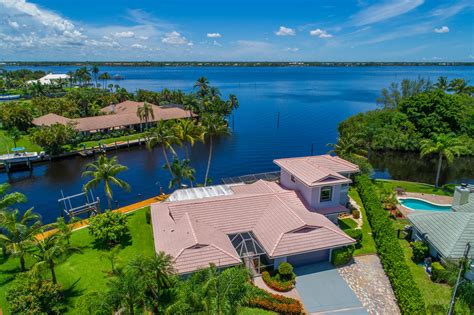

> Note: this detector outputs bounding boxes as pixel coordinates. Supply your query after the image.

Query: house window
[290,175,295,183]
[320,186,333,202]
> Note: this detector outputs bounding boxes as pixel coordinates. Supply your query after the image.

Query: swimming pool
[399,198,452,212]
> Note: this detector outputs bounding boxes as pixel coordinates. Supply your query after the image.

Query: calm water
[3,66,474,222]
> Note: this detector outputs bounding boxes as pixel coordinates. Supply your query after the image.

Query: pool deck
[397,192,452,216]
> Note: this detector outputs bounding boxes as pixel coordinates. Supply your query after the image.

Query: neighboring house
[27,73,70,85]
[408,184,474,281]
[151,155,359,275]
[32,100,192,133]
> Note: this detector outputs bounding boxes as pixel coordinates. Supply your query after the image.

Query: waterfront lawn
[374,179,454,196]
[69,132,147,151]
[0,207,154,313]
[0,130,41,154]
[343,188,377,256]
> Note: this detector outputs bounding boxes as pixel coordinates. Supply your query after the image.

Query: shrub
[247,285,303,314]
[7,273,64,314]
[352,209,360,219]
[88,210,128,246]
[355,175,425,313]
[30,123,78,155]
[145,207,151,224]
[278,262,294,279]
[411,240,429,263]
[331,246,354,267]
[431,262,446,283]
[345,228,363,244]
[261,271,295,292]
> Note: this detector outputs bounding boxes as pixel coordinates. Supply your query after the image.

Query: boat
[112,74,124,80]
[0,94,21,101]
[0,147,42,163]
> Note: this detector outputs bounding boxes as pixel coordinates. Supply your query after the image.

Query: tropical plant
[420,134,467,187]
[201,113,229,186]
[434,76,449,91]
[327,134,367,159]
[47,216,75,245]
[166,158,196,188]
[30,123,78,155]
[82,155,131,209]
[107,269,145,315]
[194,76,210,98]
[7,127,21,149]
[7,272,64,314]
[90,64,100,87]
[0,101,34,131]
[136,101,155,130]
[32,233,80,284]
[101,244,122,275]
[173,119,205,158]
[448,78,469,94]
[0,208,41,271]
[88,210,128,246]
[146,120,180,178]
[99,72,111,90]
[75,290,114,315]
[376,77,432,109]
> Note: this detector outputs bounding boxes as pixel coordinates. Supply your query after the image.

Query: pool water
[400,198,452,212]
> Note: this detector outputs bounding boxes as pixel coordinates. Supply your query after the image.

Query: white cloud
[284,47,299,52]
[213,40,222,46]
[351,0,424,26]
[131,43,146,48]
[114,31,135,38]
[138,35,149,40]
[161,31,189,45]
[434,26,449,33]
[7,19,19,29]
[310,29,333,38]
[207,32,221,38]
[275,26,295,36]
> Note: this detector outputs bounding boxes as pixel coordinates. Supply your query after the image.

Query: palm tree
[146,121,180,178]
[327,135,367,159]
[7,127,21,149]
[0,208,42,271]
[434,76,449,91]
[32,233,80,284]
[107,270,145,315]
[99,72,111,90]
[90,64,100,87]
[202,114,229,186]
[448,78,469,94]
[47,217,75,245]
[136,102,155,131]
[420,134,467,187]
[173,119,205,159]
[82,155,131,209]
[166,158,196,189]
[227,94,239,116]
[194,77,210,98]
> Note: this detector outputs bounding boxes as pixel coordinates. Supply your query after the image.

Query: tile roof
[274,155,359,186]
[408,212,474,260]
[152,180,354,274]
[32,101,192,132]
[452,187,474,213]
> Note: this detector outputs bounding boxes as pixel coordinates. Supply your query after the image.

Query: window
[320,186,333,202]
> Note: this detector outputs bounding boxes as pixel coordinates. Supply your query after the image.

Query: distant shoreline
[2,61,473,67]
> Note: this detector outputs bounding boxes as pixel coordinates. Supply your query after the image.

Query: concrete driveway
[294,262,367,314]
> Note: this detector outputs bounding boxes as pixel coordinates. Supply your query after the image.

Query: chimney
[453,184,470,206]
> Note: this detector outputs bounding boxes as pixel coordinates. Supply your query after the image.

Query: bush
[411,240,429,263]
[355,175,425,313]
[331,246,354,266]
[345,228,363,244]
[352,209,360,219]
[278,262,294,278]
[88,210,128,246]
[30,123,78,155]
[261,271,295,292]
[431,262,446,283]
[145,207,151,224]
[7,273,64,314]
[247,285,303,314]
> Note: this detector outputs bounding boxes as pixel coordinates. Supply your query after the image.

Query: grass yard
[343,188,377,256]
[238,307,276,315]
[374,179,454,196]
[0,130,41,154]
[0,207,154,314]
[69,132,147,151]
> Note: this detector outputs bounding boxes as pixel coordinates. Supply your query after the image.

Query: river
[2,66,474,222]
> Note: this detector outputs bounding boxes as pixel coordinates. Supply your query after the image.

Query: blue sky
[0,0,473,61]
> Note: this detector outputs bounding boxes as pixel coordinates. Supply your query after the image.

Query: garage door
[287,249,330,266]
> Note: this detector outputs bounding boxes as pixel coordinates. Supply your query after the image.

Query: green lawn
[345,188,377,256]
[373,179,454,196]
[0,207,154,314]
[238,307,276,315]
[69,132,147,151]
[0,130,41,154]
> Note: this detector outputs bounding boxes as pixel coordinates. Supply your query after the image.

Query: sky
[0,0,473,61]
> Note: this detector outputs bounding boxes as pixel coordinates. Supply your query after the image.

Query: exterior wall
[286,249,330,266]
[280,169,313,204]
[411,227,440,258]
[273,256,287,269]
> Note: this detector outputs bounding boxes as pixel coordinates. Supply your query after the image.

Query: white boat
[0,147,42,164]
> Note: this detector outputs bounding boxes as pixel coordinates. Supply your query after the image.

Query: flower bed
[247,289,303,314]
[261,271,295,292]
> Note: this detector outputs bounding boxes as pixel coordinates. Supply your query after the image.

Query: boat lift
[58,190,100,218]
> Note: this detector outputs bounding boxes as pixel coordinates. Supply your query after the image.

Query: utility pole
[448,242,470,315]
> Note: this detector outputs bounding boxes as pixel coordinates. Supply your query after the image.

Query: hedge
[331,246,354,267]
[247,288,303,314]
[355,175,425,314]
[431,262,445,283]
[261,271,295,292]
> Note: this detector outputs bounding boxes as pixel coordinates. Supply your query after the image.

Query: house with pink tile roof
[151,155,359,275]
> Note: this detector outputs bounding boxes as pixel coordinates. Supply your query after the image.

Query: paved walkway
[338,255,400,314]
[294,262,367,315]
[253,276,301,300]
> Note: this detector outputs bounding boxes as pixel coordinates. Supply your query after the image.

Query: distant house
[408,185,474,281]
[151,155,359,275]
[27,73,70,85]
[32,100,192,133]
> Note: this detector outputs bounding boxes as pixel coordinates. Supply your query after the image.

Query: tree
[48,216,75,245]
[82,155,131,209]
[173,119,205,158]
[194,77,210,98]
[166,158,196,189]
[75,291,114,315]
[32,233,80,284]
[90,64,100,87]
[376,77,432,109]
[107,269,145,315]
[448,78,470,94]
[7,273,64,314]
[202,114,229,186]
[136,102,155,130]
[88,210,128,246]
[99,72,111,90]
[327,134,367,159]
[434,76,449,91]
[420,134,467,187]
[146,120,180,178]
[7,127,21,149]
[127,253,175,313]
[0,208,42,271]
[0,101,33,131]
[30,123,78,155]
